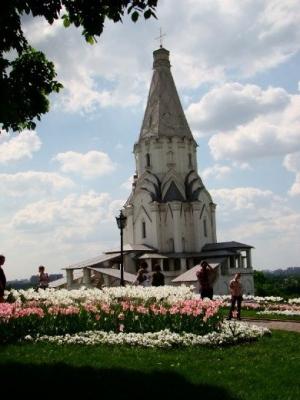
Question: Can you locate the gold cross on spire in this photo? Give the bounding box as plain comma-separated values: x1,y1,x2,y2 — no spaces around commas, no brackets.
155,28,166,48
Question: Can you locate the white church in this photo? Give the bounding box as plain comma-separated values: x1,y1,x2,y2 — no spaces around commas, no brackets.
58,46,254,295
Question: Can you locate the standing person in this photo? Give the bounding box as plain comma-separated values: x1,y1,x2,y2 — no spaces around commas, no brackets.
135,262,148,286
152,264,165,287
38,265,49,289
196,261,216,300
227,273,243,320
0,255,6,303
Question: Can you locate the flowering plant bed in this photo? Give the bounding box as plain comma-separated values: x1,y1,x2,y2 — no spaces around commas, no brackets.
1,287,223,343
25,321,270,348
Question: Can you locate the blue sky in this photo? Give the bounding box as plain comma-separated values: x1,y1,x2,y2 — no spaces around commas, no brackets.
1,0,300,279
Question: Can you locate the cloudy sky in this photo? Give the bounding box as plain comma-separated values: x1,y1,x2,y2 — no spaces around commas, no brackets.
1,0,300,279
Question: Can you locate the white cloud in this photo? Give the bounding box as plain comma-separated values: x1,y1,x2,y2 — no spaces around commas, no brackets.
11,191,123,238
0,171,74,197
210,187,300,248
18,1,300,115
186,83,289,134
163,0,300,83
283,152,300,196
121,176,134,191
22,16,63,45
208,94,300,161
202,164,231,181
54,150,116,178
0,130,41,164
211,187,284,213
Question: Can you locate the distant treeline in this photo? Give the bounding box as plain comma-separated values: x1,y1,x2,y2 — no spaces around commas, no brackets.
254,267,300,297
7,274,63,290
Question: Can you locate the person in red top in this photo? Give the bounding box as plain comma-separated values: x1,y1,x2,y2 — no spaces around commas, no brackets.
0,255,6,303
196,261,216,300
227,273,243,320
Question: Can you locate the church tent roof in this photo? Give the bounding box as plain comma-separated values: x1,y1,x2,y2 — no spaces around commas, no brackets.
172,263,220,283
88,267,136,283
138,253,168,259
202,241,253,251
104,244,156,254
63,253,120,270
138,47,196,143
49,271,83,288
199,250,238,257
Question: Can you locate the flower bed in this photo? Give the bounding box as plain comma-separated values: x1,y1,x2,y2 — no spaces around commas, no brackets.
0,287,277,347
257,310,300,317
24,321,270,348
4,286,197,306
0,288,223,343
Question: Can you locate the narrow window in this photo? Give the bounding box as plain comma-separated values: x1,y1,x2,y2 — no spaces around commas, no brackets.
146,153,151,167
188,153,192,167
203,219,207,237
169,238,174,252
174,259,181,271
142,221,146,238
182,237,186,252
163,259,170,271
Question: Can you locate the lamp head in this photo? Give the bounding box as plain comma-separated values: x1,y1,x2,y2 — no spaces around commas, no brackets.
116,210,127,229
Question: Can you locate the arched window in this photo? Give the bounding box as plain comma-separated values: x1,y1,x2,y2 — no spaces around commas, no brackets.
146,153,151,167
203,219,207,237
142,221,146,238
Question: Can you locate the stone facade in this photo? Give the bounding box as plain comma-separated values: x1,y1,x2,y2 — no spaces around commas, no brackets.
121,47,254,293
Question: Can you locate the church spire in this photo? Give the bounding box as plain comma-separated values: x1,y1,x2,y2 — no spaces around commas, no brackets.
138,48,195,142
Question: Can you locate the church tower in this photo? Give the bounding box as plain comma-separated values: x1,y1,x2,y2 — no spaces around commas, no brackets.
123,47,217,276
62,46,254,294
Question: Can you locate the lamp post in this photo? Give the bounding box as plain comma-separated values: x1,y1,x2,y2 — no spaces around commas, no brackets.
116,210,127,286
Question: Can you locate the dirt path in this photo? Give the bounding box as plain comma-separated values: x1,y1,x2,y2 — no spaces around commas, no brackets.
244,319,300,333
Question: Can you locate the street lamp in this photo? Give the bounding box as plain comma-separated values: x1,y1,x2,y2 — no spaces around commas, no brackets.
116,210,127,286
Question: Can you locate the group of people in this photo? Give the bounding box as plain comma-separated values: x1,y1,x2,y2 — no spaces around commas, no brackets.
0,255,243,319
134,262,165,287
0,255,49,302
196,260,243,320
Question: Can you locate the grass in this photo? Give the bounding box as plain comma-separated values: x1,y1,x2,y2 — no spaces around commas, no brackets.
0,331,299,400
220,308,300,321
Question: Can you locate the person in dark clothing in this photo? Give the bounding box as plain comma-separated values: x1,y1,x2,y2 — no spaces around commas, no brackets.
0,255,7,303
196,260,216,300
38,265,49,289
151,264,165,287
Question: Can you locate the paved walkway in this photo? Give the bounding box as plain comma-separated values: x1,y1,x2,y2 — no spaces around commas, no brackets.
244,319,300,333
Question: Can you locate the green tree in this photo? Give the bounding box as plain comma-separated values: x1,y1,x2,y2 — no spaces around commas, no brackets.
0,0,158,132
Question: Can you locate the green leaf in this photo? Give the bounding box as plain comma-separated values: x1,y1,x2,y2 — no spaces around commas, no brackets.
86,35,95,45
131,11,139,22
62,15,71,28
144,9,152,19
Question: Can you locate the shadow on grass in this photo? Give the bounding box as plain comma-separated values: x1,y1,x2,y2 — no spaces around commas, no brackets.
0,362,239,400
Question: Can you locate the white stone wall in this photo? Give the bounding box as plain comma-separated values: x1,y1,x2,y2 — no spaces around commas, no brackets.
134,137,197,178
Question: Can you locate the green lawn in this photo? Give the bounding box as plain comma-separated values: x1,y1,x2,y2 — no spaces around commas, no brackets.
221,307,300,322
0,331,299,400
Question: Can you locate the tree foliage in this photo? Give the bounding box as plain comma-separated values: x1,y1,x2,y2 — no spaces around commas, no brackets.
254,270,300,298
0,1,158,131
